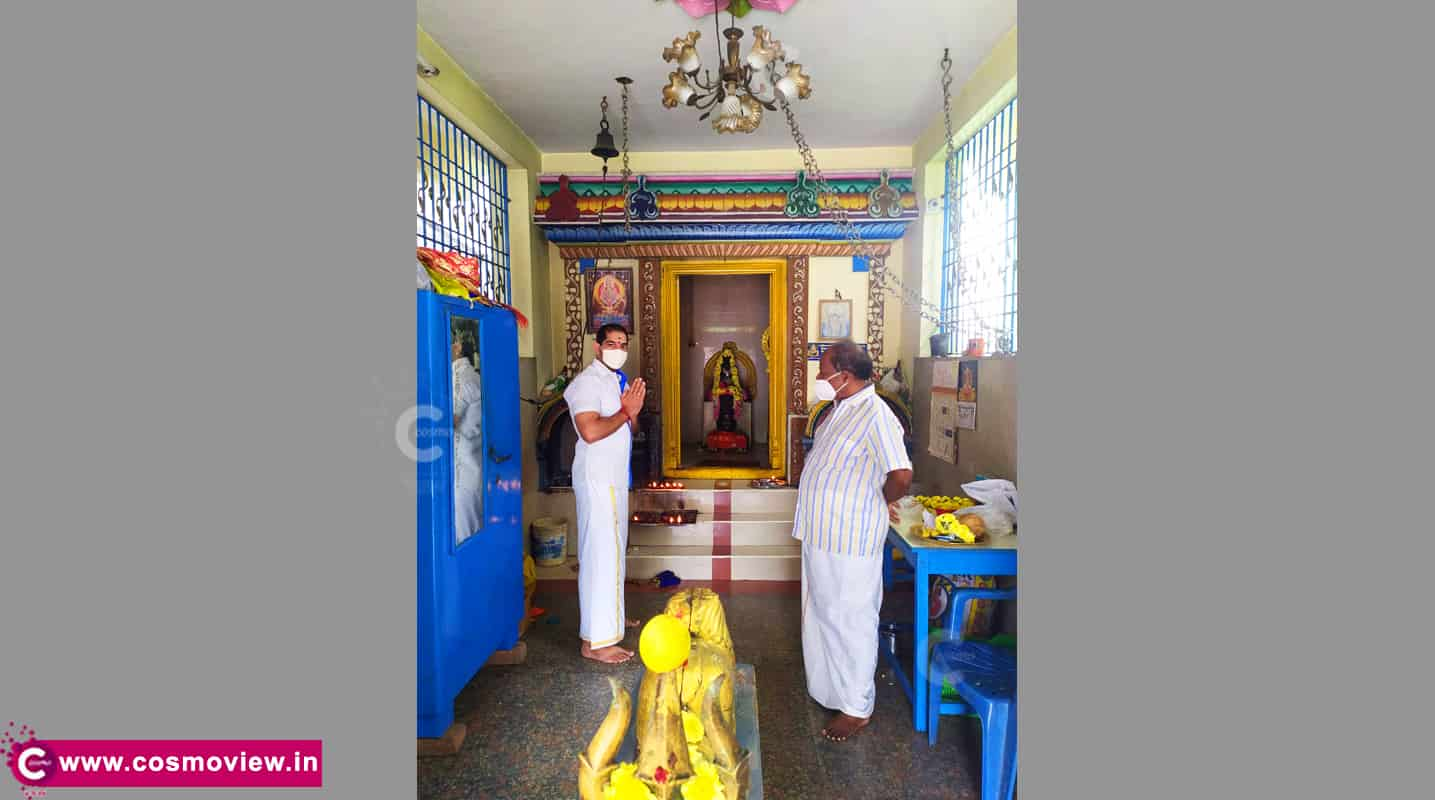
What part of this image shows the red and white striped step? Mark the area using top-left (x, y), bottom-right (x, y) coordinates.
top-left (532, 479), bottom-right (800, 583)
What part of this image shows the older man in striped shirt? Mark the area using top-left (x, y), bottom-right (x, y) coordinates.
top-left (794, 340), bottom-right (912, 741)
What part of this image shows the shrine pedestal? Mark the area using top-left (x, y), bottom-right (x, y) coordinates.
top-left (704, 430), bottom-right (750, 453)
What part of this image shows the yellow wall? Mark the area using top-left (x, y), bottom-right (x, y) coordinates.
top-left (898, 26), bottom-right (1017, 374)
top-left (417, 26), bottom-right (551, 374)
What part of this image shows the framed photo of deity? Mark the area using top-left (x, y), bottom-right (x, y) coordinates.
top-left (585, 267), bottom-right (634, 334)
top-left (816, 298), bottom-right (853, 341)
top-left (956, 358), bottom-right (978, 430)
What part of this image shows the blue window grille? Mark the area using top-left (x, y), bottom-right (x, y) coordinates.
top-left (941, 96), bottom-right (1017, 354)
top-left (417, 94), bottom-right (511, 304)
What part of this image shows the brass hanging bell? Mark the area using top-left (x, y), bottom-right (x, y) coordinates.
top-left (591, 94), bottom-right (619, 161)
top-left (591, 124), bottom-right (618, 161)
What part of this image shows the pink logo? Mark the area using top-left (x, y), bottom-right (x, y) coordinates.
top-left (3, 723), bottom-right (49, 799)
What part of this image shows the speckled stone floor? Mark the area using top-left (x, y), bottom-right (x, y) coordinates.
top-left (417, 582), bottom-right (987, 800)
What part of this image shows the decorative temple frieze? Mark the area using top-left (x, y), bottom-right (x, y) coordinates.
top-left (534, 169), bottom-right (919, 243)
top-left (553, 241), bottom-right (891, 260)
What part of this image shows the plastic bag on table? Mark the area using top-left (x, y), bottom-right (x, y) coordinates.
top-left (955, 504), bottom-right (1015, 538)
top-left (961, 479), bottom-right (1017, 522)
top-left (890, 496), bottom-right (927, 538)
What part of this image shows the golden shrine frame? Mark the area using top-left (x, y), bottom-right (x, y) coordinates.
top-left (659, 259), bottom-right (788, 479)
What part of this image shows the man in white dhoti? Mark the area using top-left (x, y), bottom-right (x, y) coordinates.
top-left (451, 337), bottom-right (483, 542)
top-left (564, 324), bottom-right (646, 664)
top-left (792, 340), bottom-right (912, 740)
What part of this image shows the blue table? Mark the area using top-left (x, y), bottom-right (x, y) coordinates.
top-left (881, 527), bottom-right (1017, 733)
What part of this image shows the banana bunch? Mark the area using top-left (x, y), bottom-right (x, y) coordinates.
top-left (914, 494), bottom-right (976, 513)
top-left (578, 590), bottom-right (752, 800)
top-left (578, 677), bottom-right (632, 800)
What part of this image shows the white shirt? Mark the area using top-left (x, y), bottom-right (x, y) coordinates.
top-left (452, 359), bottom-right (483, 473)
top-left (792, 384), bottom-right (912, 558)
top-left (564, 359), bottom-right (632, 488)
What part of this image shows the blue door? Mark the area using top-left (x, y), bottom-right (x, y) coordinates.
top-left (417, 290), bottom-right (523, 738)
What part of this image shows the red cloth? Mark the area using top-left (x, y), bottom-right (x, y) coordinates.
top-left (415, 247), bottom-right (529, 328)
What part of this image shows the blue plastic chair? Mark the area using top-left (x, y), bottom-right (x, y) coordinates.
top-left (927, 584), bottom-right (1017, 800)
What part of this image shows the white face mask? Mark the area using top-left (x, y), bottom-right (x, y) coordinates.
top-left (813, 373), bottom-right (846, 402)
top-left (600, 349), bottom-right (628, 370)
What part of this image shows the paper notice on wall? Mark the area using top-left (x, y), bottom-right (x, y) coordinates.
top-left (956, 402), bottom-right (977, 431)
top-left (932, 359), bottom-right (960, 390)
top-left (928, 389), bottom-right (959, 464)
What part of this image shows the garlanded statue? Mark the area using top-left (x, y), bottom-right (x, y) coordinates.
top-left (711, 351), bottom-right (745, 432)
top-left (704, 344), bottom-right (751, 453)
top-left (579, 589), bottom-right (751, 800)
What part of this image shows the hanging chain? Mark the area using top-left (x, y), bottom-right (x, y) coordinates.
top-left (619, 80), bottom-right (633, 232)
top-left (775, 68), bottom-right (949, 329)
top-left (939, 48), bottom-right (965, 335)
top-left (597, 95), bottom-right (610, 228)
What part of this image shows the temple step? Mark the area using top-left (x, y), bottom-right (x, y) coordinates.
top-left (531, 544), bottom-right (802, 583)
top-left (640, 482), bottom-right (798, 515)
top-left (534, 483), bottom-right (798, 519)
top-left (532, 479), bottom-right (802, 582)
top-left (627, 512), bottom-right (796, 548)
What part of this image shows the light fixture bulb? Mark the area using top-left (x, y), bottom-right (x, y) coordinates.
top-left (680, 45), bottom-right (701, 74)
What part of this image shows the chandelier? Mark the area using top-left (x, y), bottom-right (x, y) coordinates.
top-left (659, 11), bottom-right (810, 134)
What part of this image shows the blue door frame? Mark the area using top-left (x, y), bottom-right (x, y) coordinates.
top-left (416, 290), bottom-right (523, 738)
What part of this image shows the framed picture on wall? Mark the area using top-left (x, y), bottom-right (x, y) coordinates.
top-left (585, 267), bottom-right (634, 334)
top-left (817, 298), bottom-right (853, 341)
top-left (956, 359), bottom-right (978, 430)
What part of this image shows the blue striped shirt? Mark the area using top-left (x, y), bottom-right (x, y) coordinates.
top-left (792, 384), bottom-right (912, 558)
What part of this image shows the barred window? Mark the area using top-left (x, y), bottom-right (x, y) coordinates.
top-left (416, 94), bottom-right (511, 303)
top-left (942, 96), bottom-right (1017, 353)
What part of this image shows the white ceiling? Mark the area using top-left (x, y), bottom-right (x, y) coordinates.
top-left (417, 0), bottom-right (1016, 154)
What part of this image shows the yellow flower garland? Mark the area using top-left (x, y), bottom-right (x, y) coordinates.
top-left (682, 711), bottom-right (705, 745)
top-left (603, 763), bottom-right (656, 800)
top-left (681, 760), bottom-right (724, 800)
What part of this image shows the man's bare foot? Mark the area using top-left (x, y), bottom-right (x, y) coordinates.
top-left (821, 713), bottom-right (870, 742)
top-left (581, 642), bottom-right (634, 664)
top-left (626, 618), bottom-right (641, 629)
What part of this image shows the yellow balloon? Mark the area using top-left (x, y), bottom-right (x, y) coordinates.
top-left (639, 613), bottom-right (692, 673)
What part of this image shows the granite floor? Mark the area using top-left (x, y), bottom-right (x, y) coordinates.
top-left (417, 582), bottom-right (988, 800)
